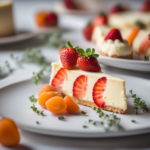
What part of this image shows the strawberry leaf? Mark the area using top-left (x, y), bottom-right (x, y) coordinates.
top-left (77, 48), bottom-right (86, 56)
top-left (67, 41), bottom-right (73, 48)
top-left (92, 48), bottom-right (95, 54)
top-left (92, 54), bottom-right (99, 58)
top-left (86, 48), bottom-right (91, 55)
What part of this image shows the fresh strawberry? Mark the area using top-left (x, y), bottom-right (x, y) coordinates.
top-left (60, 41), bottom-right (79, 70)
top-left (140, 0), bottom-right (150, 12)
top-left (104, 28), bottom-right (123, 42)
top-left (73, 75), bottom-right (88, 99)
top-left (110, 4), bottom-right (125, 14)
top-left (139, 34), bottom-right (150, 54)
top-left (83, 22), bottom-right (93, 41)
top-left (51, 68), bottom-right (67, 91)
top-left (92, 12), bottom-right (107, 27)
top-left (76, 48), bottom-right (101, 72)
top-left (45, 12), bottom-right (58, 27)
top-left (92, 77), bottom-right (107, 108)
top-left (64, 0), bottom-right (76, 9)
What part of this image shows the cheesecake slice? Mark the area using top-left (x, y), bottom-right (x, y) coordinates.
top-left (50, 62), bottom-right (127, 114)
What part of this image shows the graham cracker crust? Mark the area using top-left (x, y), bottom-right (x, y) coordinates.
top-left (73, 98), bottom-right (127, 114)
top-left (99, 50), bottom-right (133, 59)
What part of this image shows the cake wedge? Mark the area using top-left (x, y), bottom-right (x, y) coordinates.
top-left (50, 62), bottom-right (127, 114)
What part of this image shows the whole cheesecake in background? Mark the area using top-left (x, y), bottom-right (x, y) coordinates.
top-left (0, 0), bottom-right (15, 37)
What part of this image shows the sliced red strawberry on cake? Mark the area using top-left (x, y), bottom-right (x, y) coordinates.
top-left (104, 28), bottom-right (123, 42)
top-left (92, 77), bottom-right (107, 108)
top-left (51, 68), bottom-right (67, 91)
top-left (73, 75), bottom-right (88, 99)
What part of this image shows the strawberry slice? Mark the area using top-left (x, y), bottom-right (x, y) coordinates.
top-left (92, 77), bottom-right (107, 108)
top-left (73, 75), bottom-right (88, 99)
top-left (139, 34), bottom-right (150, 54)
top-left (51, 68), bottom-right (67, 91)
top-left (104, 28), bottom-right (123, 42)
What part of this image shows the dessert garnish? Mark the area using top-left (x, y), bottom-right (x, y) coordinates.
top-left (76, 48), bottom-right (101, 72)
top-left (29, 95), bottom-right (37, 103)
top-left (32, 65), bottom-right (47, 85)
top-left (0, 118), bottom-right (20, 147)
top-left (129, 90), bottom-right (148, 114)
top-left (0, 61), bottom-right (13, 79)
top-left (35, 11), bottom-right (58, 27)
top-left (93, 77), bottom-right (107, 108)
top-left (60, 41), bottom-right (79, 70)
top-left (64, 0), bottom-right (76, 9)
top-left (36, 121), bottom-right (40, 124)
top-left (83, 21), bottom-right (93, 41)
top-left (83, 125), bottom-right (87, 128)
top-left (134, 20), bottom-right (146, 29)
top-left (131, 120), bottom-right (136, 123)
top-left (110, 3), bottom-right (126, 14)
top-left (30, 104), bottom-right (44, 116)
top-left (104, 28), bottom-right (123, 42)
top-left (92, 12), bottom-right (107, 27)
top-left (139, 34), bottom-right (150, 56)
top-left (58, 116), bottom-right (65, 120)
top-left (81, 111), bottom-right (86, 115)
top-left (127, 27), bottom-right (140, 46)
top-left (140, 0), bottom-right (150, 12)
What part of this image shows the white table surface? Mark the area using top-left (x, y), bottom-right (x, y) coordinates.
top-left (0, 0), bottom-right (150, 150)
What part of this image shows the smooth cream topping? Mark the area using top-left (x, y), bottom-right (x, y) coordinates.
top-left (50, 62), bottom-right (127, 110)
top-left (101, 39), bottom-right (132, 56)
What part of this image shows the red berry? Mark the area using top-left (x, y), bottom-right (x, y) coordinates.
top-left (110, 4), bottom-right (125, 14)
top-left (51, 68), bottom-right (67, 91)
top-left (140, 0), bottom-right (150, 12)
top-left (92, 13), bottom-right (107, 27)
top-left (60, 47), bottom-right (78, 70)
top-left (92, 77), bottom-right (107, 108)
top-left (83, 25), bottom-right (93, 41)
top-left (45, 12), bottom-right (58, 27)
top-left (64, 0), bottom-right (75, 9)
top-left (104, 28), bottom-right (123, 42)
top-left (77, 56), bottom-right (101, 72)
top-left (73, 75), bottom-right (88, 99)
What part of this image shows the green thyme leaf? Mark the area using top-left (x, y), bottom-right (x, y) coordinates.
top-left (29, 95), bottom-right (37, 103)
top-left (92, 106), bottom-right (96, 110)
top-left (81, 111), bottom-right (86, 115)
top-left (83, 125), bottom-right (87, 128)
top-left (131, 120), bottom-right (136, 123)
top-left (129, 90), bottom-right (148, 114)
top-left (30, 104), bottom-right (44, 116)
top-left (36, 121), bottom-right (39, 124)
top-left (58, 116), bottom-right (64, 120)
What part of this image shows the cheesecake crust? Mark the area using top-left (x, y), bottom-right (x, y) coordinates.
top-left (99, 50), bottom-right (133, 59)
top-left (73, 98), bottom-right (127, 114)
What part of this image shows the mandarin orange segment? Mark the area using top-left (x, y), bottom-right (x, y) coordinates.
top-left (38, 84), bottom-right (57, 97)
top-left (38, 92), bottom-right (61, 108)
top-left (127, 27), bottom-right (140, 46)
top-left (64, 96), bottom-right (80, 113)
top-left (35, 11), bottom-right (47, 27)
top-left (0, 118), bottom-right (20, 147)
top-left (46, 96), bottom-right (67, 114)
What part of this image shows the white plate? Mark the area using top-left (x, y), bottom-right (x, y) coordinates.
top-left (0, 27), bottom-right (67, 45)
top-left (62, 31), bottom-right (150, 72)
top-left (0, 75), bottom-right (150, 138)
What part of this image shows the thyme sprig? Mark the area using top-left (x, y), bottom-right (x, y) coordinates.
top-left (0, 61), bottom-right (13, 79)
top-left (129, 90), bottom-right (148, 115)
top-left (10, 48), bottom-right (47, 67)
top-left (29, 95), bottom-right (37, 103)
top-left (58, 116), bottom-right (65, 120)
top-left (30, 104), bottom-right (44, 116)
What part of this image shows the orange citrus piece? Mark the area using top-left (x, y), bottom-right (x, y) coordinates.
top-left (35, 11), bottom-right (47, 27)
top-left (46, 96), bottom-right (67, 114)
top-left (127, 27), bottom-right (140, 46)
top-left (0, 118), bottom-right (20, 147)
top-left (38, 92), bottom-right (61, 108)
top-left (38, 84), bottom-right (57, 97)
top-left (64, 96), bottom-right (80, 113)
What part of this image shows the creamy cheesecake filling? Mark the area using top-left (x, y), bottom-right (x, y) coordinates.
top-left (100, 39), bottom-right (132, 57)
top-left (50, 62), bottom-right (127, 110)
